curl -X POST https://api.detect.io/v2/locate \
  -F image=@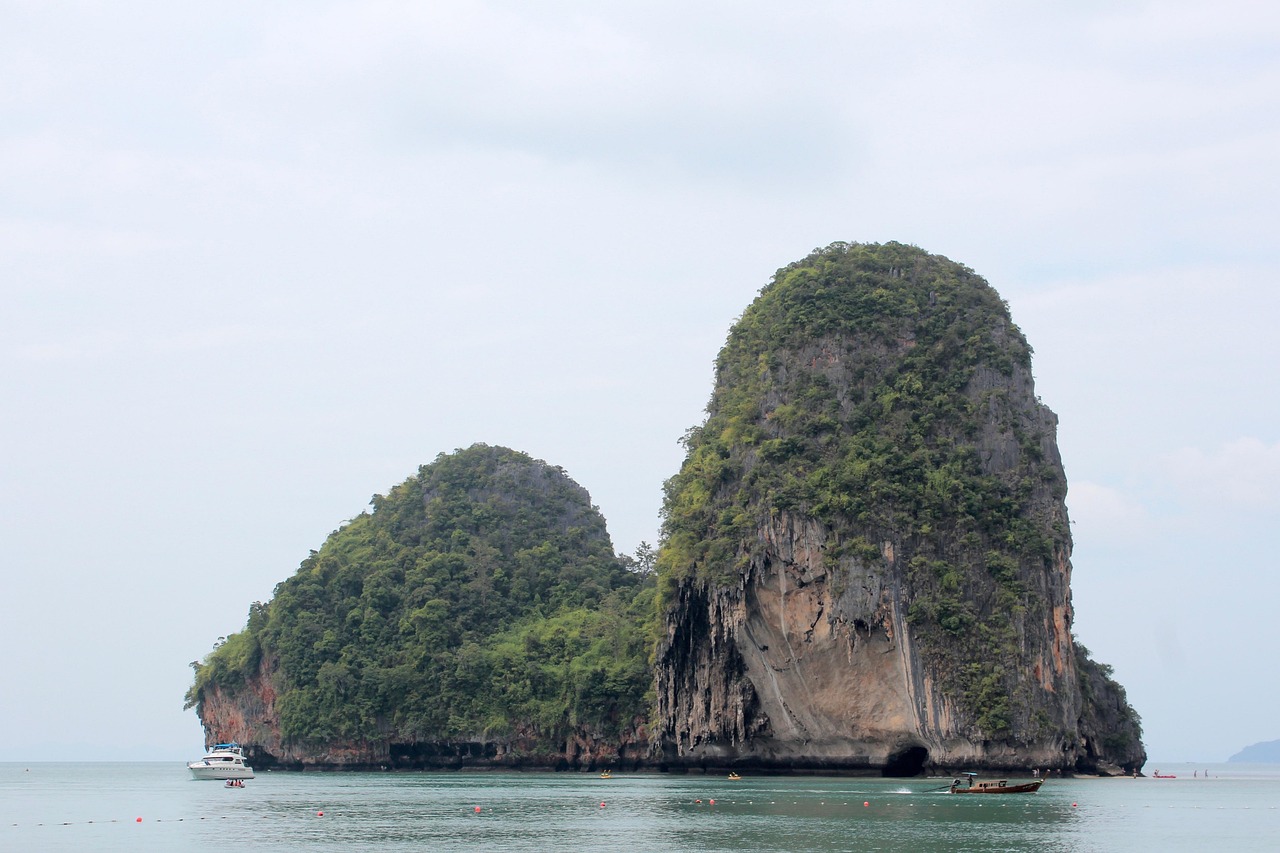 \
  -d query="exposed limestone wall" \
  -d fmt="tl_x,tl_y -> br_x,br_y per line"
655,507 -> 1087,772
